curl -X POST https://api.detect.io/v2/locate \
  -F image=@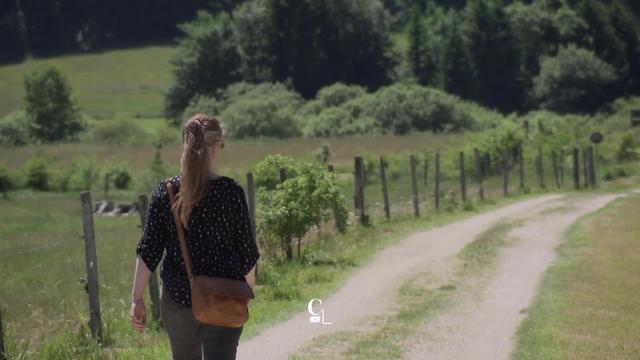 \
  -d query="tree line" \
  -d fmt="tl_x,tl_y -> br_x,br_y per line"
163,0 -> 640,122
0,0 -> 244,62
